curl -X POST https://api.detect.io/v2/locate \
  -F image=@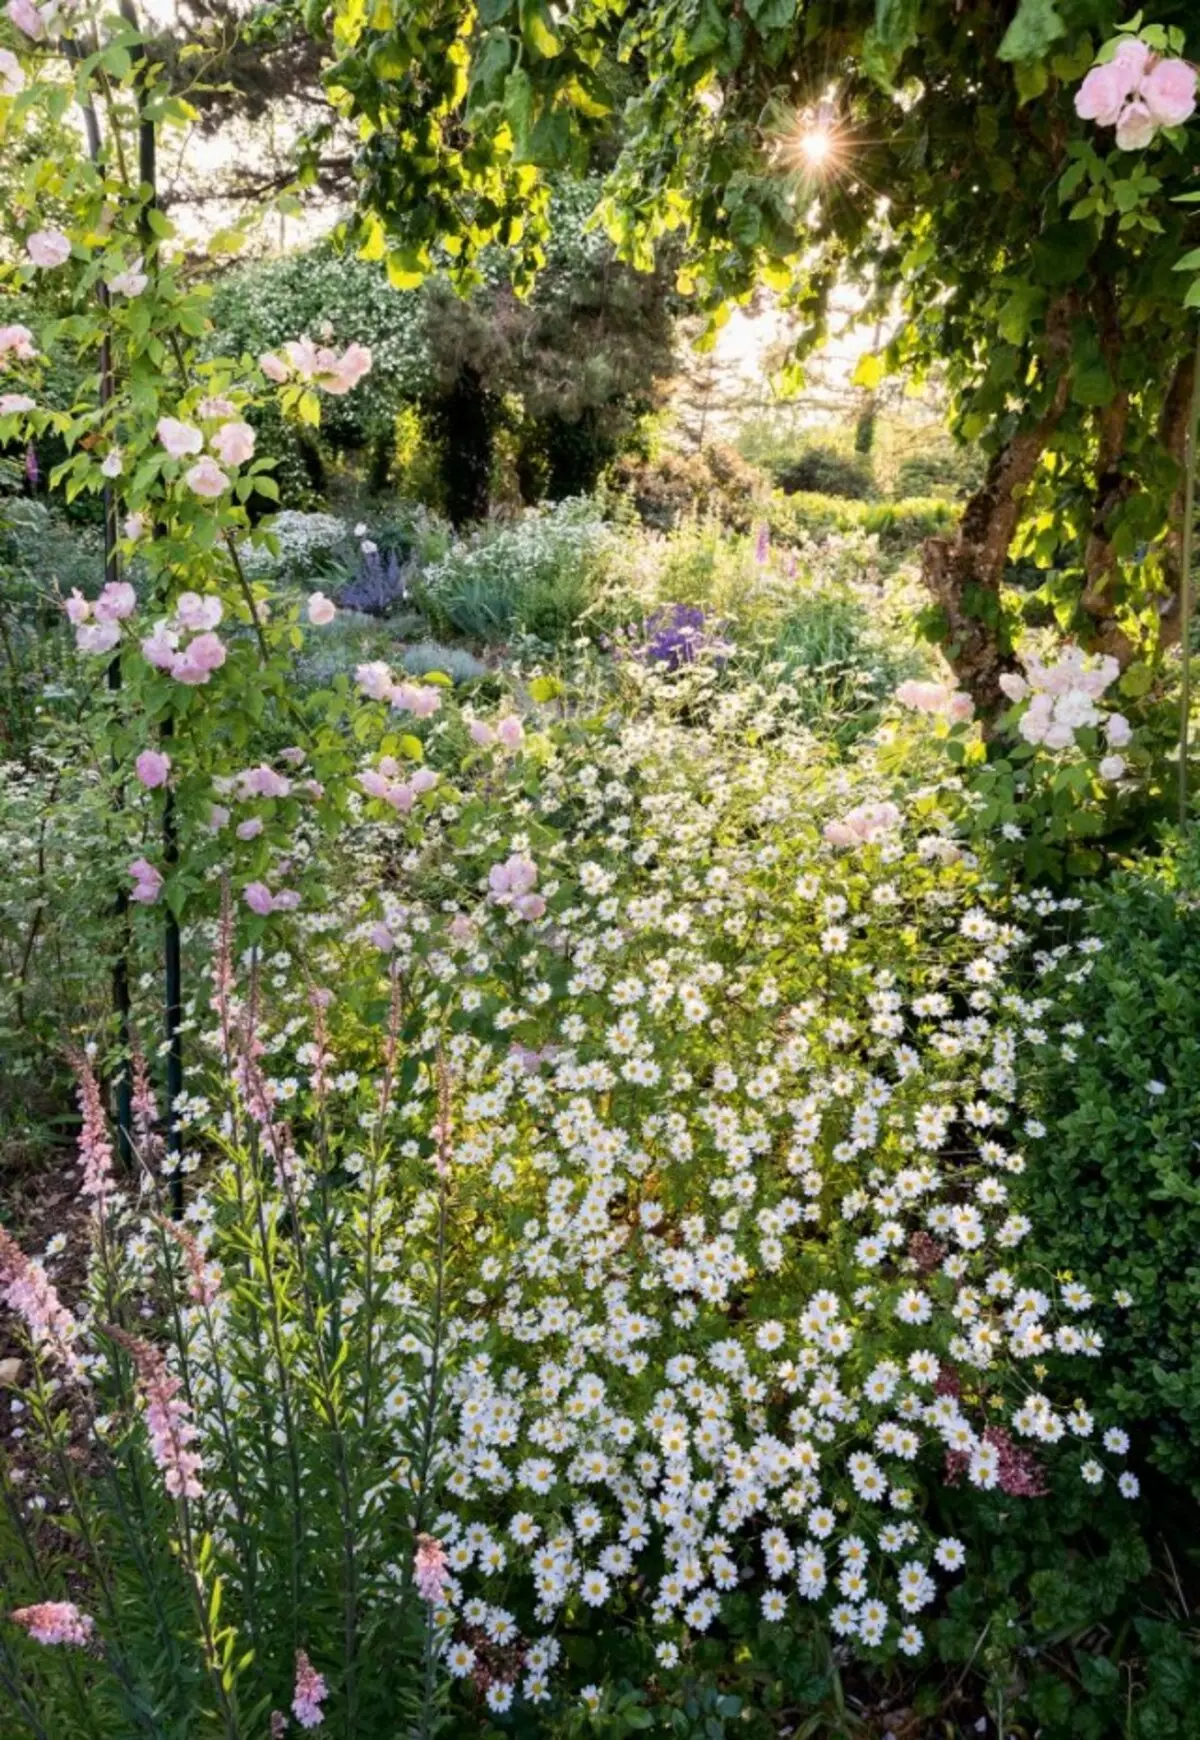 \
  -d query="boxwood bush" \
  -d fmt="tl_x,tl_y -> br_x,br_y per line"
1027,830 -> 1200,1495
